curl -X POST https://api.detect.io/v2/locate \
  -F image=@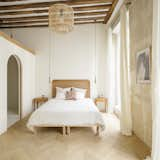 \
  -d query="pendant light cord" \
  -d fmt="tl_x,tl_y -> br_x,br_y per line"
49,29 -> 52,84
94,23 -> 97,84
94,23 -> 98,97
